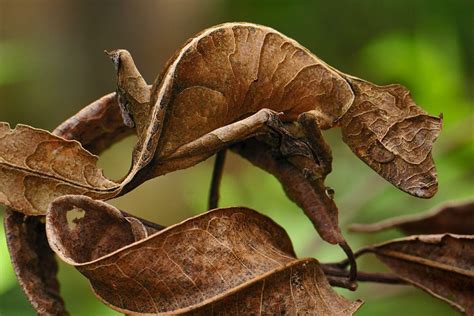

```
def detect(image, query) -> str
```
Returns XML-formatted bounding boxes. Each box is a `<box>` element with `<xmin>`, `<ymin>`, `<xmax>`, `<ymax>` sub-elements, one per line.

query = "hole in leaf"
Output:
<box><xmin>66</xmin><ymin>208</ymin><xmax>85</xmax><ymax>230</ymax></box>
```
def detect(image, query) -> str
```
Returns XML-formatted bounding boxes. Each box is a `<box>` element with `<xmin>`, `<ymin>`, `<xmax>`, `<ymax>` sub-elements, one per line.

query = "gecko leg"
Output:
<box><xmin>298</xmin><ymin>111</ymin><xmax>333</xmax><ymax>178</ymax></box>
<box><xmin>206</xmin><ymin>111</ymin><xmax>326</xmax><ymax>210</ymax></box>
<box><xmin>155</xmin><ymin>109</ymin><xmax>284</xmax><ymax>174</ymax></box>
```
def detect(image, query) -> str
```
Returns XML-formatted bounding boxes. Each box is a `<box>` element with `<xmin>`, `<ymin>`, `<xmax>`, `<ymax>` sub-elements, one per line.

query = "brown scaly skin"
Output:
<box><xmin>108</xmin><ymin>22</ymin><xmax>441</xmax><ymax>199</ymax></box>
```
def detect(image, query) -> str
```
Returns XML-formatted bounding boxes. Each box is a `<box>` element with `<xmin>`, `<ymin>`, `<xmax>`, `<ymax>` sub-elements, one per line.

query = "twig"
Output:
<box><xmin>322</xmin><ymin>264</ymin><xmax>407</xmax><ymax>288</ymax></box>
<box><xmin>339</xmin><ymin>241</ymin><xmax>358</xmax><ymax>285</ymax></box>
<box><xmin>356</xmin><ymin>272</ymin><xmax>406</xmax><ymax>284</ymax></box>
<box><xmin>208</xmin><ymin>149</ymin><xmax>227</xmax><ymax>209</ymax></box>
<box><xmin>326</xmin><ymin>276</ymin><xmax>357</xmax><ymax>290</ymax></box>
<box><xmin>325</xmin><ymin>247</ymin><xmax>373</xmax><ymax>269</ymax></box>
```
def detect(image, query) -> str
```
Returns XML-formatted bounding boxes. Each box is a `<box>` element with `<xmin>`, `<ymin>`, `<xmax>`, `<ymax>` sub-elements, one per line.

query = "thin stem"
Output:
<box><xmin>357</xmin><ymin>272</ymin><xmax>406</xmax><ymax>284</ymax></box>
<box><xmin>326</xmin><ymin>276</ymin><xmax>357</xmax><ymax>290</ymax></box>
<box><xmin>208</xmin><ymin>149</ymin><xmax>227</xmax><ymax>210</ymax></box>
<box><xmin>322</xmin><ymin>264</ymin><xmax>407</xmax><ymax>287</ymax></box>
<box><xmin>339</xmin><ymin>241</ymin><xmax>357</xmax><ymax>284</ymax></box>
<box><xmin>326</xmin><ymin>246</ymin><xmax>373</xmax><ymax>269</ymax></box>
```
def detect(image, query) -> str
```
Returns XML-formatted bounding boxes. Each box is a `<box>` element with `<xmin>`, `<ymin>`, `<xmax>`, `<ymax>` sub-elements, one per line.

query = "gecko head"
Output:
<box><xmin>339</xmin><ymin>77</ymin><xmax>442</xmax><ymax>198</ymax></box>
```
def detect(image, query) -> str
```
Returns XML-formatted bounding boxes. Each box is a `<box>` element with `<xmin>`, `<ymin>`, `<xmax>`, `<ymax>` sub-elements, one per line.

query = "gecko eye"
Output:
<box><xmin>325</xmin><ymin>187</ymin><xmax>335</xmax><ymax>199</ymax></box>
<box><xmin>368</xmin><ymin>140</ymin><xmax>395</xmax><ymax>163</ymax></box>
<box><xmin>340</xmin><ymin>79</ymin><xmax>442</xmax><ymax>198</ymax></box>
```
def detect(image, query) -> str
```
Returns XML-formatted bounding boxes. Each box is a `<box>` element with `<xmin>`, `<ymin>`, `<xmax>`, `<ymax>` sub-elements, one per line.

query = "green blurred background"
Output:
<box><xmin>0</xmin><ymin>0</ymin><xmax>472</xmax><ymax>315</ymax></box>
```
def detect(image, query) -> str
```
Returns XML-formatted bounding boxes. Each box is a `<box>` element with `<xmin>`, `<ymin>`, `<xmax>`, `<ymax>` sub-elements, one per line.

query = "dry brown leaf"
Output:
<box><xmin>3</xmin><ymin>93</ymin><xmax>132</xmax><ymax>315</ymax></box>
<box><xmin>184</xmin><ymin>260</ymin><xmax>359</xmax><ymax>316</ymax></box>
<box><xmin>0</xmin><ymin>123</ymin><xmax>119</xmax><ymax>215</ymax></box>
<box><xmin>0</xmin><ymin>92</ymin><xmax>140</xmax><ymax>215</ymax></box>
<box><xmin>350</xmin><ymin>199</ymin><xmax>474</xmax><ymax>235</ymax></box>
<box><xmin>366</xmin><ymin>234</ymin><xmax>474</xmax><ymax>314</ymax></box>
<box><xmin>53</xmin><ymin>92</ymin><xmax>134</xmax><ymax>155</ymax></box>
<box><xmin>45</xmin><ymin>195</ymin><xmax>362</xmax><ymax>315</ymax></box>
<box><xmin>4</xmin><ymin>210</ymin><xmax>67</xmax><ymax>315</ymax></box>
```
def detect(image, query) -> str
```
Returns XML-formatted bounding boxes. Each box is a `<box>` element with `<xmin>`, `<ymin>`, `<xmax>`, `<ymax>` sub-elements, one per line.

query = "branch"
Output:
<box><xmin>322</xmin><ymin>264</ymin><xmax>407</xmax><ymax>289</ymax></box>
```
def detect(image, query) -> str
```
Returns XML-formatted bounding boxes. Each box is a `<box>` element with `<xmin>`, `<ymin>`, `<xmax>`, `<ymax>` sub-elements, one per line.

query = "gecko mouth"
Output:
<box><xmin>342</xmin><ymin>115</ymin><xmax>441</xmax><ymax>198</ymax></box>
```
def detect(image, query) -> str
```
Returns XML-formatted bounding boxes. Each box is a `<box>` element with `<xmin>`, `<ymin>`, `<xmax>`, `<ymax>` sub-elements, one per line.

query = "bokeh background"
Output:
<box><xmin>1</xmin><ymin>0</ymin><xmax>473</xmax><ymax>315</ymax></box>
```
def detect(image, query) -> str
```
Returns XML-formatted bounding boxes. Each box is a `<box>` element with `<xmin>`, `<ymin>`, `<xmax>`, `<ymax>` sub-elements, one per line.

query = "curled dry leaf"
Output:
<box><xmin>3</xmin><ymin>93</ymin><xmax>129</xmax><ymax>315</ymax></box>
<box><xmin>350</xmin><ymin>199</ymin><xmax>474</xmax><ymax>235</ymax></box>
<box><xmin>53</xmin><ymin>92</ymin><xmax>134</xmax><ymax>155</ymax></box>
<box><xmin>0</xmin><ymin>92</ymin><xmax>141</xmax><ymax>215</ymax></box>
<box><xmin>0</xmin><ymin>92</ymin><xmax>138</xmax><ymax>215</ymax></box>
<box><xmin>185</xmin><ymin>259</ymin><xmax>358</xmax><ymax>316</ymax></box>
<box><xmin>4</xmin><ymin>210</ymin><xmax>67</xmax><ymax>315</ymax></box>
<box><xmin>365</xmin><ymin>234</ymin><xmax>474</xmax><ymax>314</ymax></box>
<box><xmin>0</xmin><ymin>122</ymin><xmax>118</xmax><ymax>215</ymax></box>
<box><xmin>46</xmin><ymin>195</ymin><xmax>362</xmax><ymax>315</ymax></box>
